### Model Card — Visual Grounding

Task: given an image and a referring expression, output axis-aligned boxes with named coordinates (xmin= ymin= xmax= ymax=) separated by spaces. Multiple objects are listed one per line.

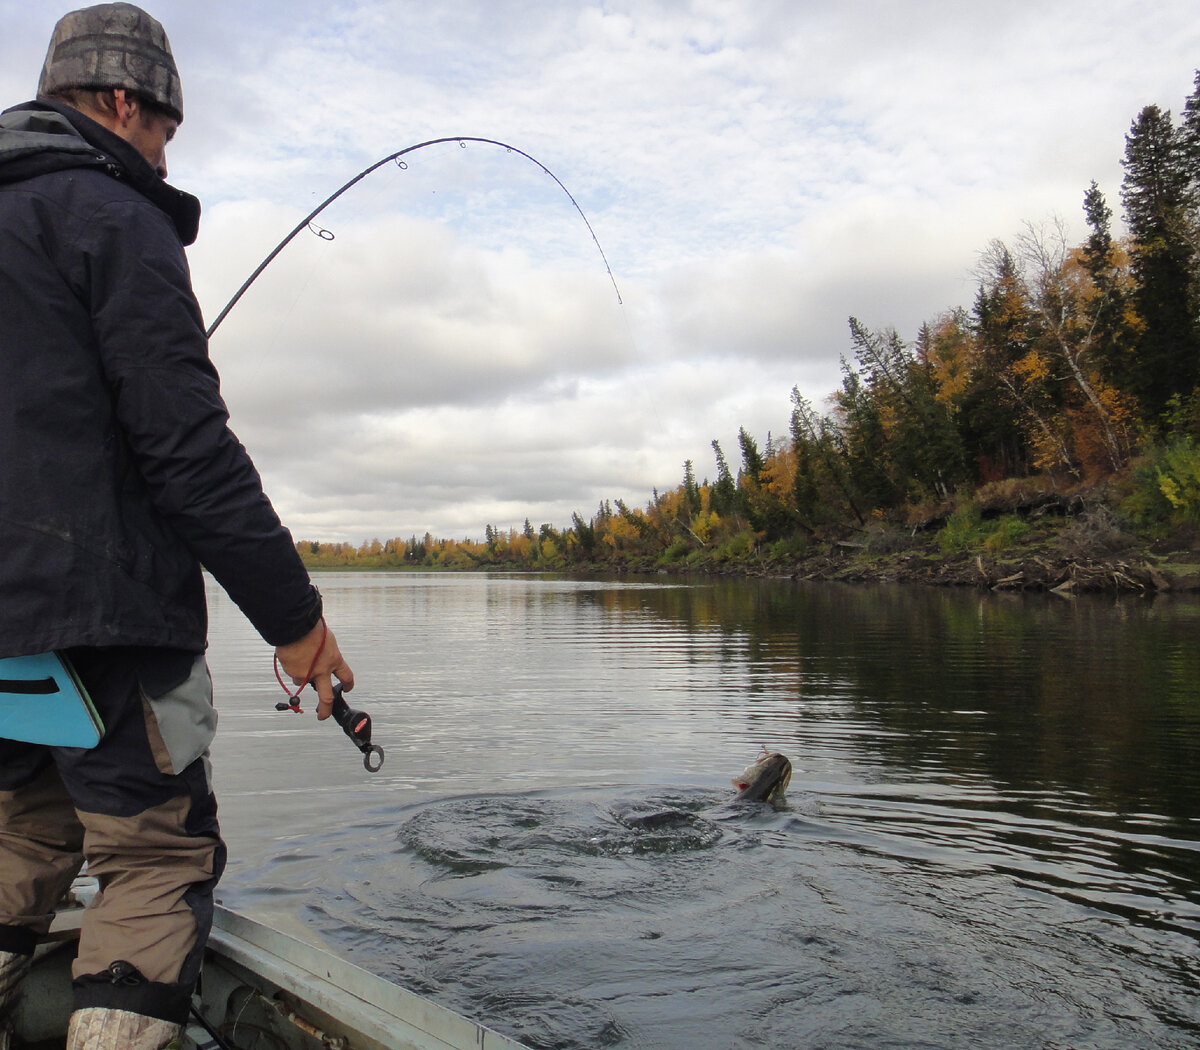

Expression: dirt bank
xmin=694 ymin=520 xmax=1200 ymax=594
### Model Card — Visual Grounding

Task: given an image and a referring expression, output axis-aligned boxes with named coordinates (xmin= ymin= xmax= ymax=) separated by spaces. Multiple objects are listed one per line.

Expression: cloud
xmin=5 ymin=0 xmax=1199 ymax=543
xmin=196 ymin=203 xmax=632 ymax=406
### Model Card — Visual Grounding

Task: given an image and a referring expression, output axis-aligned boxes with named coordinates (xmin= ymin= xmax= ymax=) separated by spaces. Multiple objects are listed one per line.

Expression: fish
xmin=731 ymin=749 xmax=792 ymax=803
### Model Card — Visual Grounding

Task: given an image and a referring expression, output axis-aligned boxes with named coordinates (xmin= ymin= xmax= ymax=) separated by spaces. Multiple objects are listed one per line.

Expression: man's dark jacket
xmin=0 ymin=100 xmax=321 ymax=657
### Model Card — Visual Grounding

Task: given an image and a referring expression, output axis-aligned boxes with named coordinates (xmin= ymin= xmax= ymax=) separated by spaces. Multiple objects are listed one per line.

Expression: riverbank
xmin=316 ymin=527 xmax=1200 ymax=594
xmin=776 ymin=538 xmax=1200 ymax=593
xmin=300 ymin=486 xmax=1200 ymax=595
xmin=541 ymin=486 xmax=1200 ymax=594
xmin=302 ymin=527 xmax=1200 ymax=594
xmin=640 ymin=516 xmax=1200 ymax=594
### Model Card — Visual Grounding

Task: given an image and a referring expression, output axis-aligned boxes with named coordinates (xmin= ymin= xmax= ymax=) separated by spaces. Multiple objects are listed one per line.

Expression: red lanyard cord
xmin=273 ymin=617 xmax=327 ymax=713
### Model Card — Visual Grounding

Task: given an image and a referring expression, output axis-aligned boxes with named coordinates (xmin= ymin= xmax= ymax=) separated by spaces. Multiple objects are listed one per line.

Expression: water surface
xmin=205 ymin=573 xmax=1200 ymax=1049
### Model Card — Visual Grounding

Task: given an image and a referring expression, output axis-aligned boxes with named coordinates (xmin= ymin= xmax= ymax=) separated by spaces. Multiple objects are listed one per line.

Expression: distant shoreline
xmin=302 ymin=528 xmax=1200 ymax=595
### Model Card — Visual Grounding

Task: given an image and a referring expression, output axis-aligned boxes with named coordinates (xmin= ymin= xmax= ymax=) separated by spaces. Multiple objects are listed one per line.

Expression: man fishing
xmin=0 ymin=5 xmax=355 ymax=1048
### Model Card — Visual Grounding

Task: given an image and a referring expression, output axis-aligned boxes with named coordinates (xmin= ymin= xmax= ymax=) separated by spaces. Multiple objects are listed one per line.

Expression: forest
xmin=299 ymin=73 xmax=1200 ymax=587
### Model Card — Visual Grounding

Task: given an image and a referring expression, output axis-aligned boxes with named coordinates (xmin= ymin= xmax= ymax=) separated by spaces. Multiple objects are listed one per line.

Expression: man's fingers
xmin=274 ymin=621 xmax=354 ymax=722
xmin=312 ymin=673 xmax=335 ymax=720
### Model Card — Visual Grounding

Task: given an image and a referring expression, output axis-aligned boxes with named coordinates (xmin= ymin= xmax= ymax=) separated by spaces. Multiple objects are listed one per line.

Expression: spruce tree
xmin=710 ymin=440 xmax=738 ymax=517
xmin=1120 ymin=104 xmax=1200 ymax=424
xmin=1082 ymin=181 xmax=1128 ymax=391
xmin=682 ymin=459 xmax=701 ymax=515
xmin=835 ymin=365 xmax=898 ymax=510
xmin=1180 ymin=71 xmax=1200 ymax=204
xmin=737 ymin=427 xmax=765 ymax=481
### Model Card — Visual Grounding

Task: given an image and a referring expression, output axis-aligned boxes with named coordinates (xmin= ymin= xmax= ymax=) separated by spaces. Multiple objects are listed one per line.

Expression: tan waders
xmin=66 ymin=1006 xmax=182 ymax=1050
xmin=0 ymin=650 xmax=224 ymax=1035
xmin=0 ymin=949 xmax=31 ymax=1050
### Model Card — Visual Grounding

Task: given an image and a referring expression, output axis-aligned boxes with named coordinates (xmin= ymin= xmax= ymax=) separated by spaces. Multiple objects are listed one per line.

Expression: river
xmin=203 ymin=572 xmax=1200 ymax=1050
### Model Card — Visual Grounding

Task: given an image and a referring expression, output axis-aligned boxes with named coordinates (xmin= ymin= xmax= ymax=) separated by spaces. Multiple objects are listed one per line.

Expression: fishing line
xmin=203 ymin=135 xmax=665 ymax=556
xmin=205 ymin=136 xmax=623 ymax=339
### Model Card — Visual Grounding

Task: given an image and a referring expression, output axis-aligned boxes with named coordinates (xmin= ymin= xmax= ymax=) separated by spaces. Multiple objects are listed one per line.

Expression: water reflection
xmin=589 ymin=579 xmax=1200 ymax=822
xmin=206 ymin=574 xmax=1200 ymax=1049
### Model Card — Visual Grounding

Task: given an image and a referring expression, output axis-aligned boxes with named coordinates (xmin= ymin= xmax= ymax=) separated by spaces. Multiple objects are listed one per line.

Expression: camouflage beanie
xmin=37 ymin=3 xmax=183 ymax=123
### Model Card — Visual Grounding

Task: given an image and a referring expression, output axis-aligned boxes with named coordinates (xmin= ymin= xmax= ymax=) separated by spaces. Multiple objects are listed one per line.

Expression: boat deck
xmin=15 ymin=883 xmax=530 ymax=1050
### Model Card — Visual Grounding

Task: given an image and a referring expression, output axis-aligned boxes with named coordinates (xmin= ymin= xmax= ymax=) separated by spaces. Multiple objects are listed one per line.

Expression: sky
xmin=4 ymin=1 xmax=1199 ymax=544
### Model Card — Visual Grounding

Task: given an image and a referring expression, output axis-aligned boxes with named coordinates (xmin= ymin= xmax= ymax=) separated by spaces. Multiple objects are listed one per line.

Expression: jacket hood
xmin=0 ymin=99 xmax=199 ymax=245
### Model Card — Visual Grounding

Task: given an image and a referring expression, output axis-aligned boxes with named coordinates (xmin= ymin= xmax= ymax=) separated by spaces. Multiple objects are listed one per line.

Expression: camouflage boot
xmin=66 ymin=1007 xmax=182 ymax=1050
xmin=0 ymin=950 xmax=32 ymax=1050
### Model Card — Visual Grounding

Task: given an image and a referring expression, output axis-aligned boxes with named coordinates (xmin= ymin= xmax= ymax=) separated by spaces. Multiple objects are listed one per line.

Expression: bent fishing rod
xmin=231 ymin=136 xmax=623 ymax=772
xmin=204 ymin=135 xmax=622 ymax=340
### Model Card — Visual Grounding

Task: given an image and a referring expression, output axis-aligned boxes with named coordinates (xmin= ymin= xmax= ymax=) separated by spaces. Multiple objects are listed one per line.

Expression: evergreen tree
xmin=710 ymin=440 xmax=739 ymax=517
xmin=682 ymin=459 xmax=702 ymax=515
xmin=1121 ymin=106 xmax=1189 ymax=232
xmin=735 ymin=427 xmax=792 ymax=538
xmin=790 ymin=387 xmax=864 ymax=525
xmin=910 ymin=324 xmax=970 ymax=495
xmin=570 ymin=512 xmax=596 ymax=555
xmin=835 ymin=364 xmax=898 ymax=509
xmin=1082 ymin=181 xmax=1132 ymax=391
xmin=1121 ymin=104 xmax=1200 ymax=423
xmin=1181 ymin=71 xmax=1200 ymax=204
xmin=1182 ymin=71 xmax=1200 ymax=433
xmin=790 ymin=437 xmax=821 ymax=528
xmin=848 ymin=316 xmax=967 ymax=497
xmin=737 ymin=427 xmax=765 ymax=480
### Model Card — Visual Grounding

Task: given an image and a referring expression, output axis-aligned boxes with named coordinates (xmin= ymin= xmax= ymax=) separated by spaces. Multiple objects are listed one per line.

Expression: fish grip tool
xmin=275 ymin=683 xmax=385 ymax=773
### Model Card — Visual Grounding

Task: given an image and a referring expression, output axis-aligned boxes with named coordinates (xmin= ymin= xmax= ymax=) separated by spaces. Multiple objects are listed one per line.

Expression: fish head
xmin=732 ymin=751 xmax=792 ymax=803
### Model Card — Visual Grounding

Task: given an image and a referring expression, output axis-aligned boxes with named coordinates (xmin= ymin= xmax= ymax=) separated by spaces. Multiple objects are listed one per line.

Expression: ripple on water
xmin=224 ymin=785 xmax=1200 ymax=1050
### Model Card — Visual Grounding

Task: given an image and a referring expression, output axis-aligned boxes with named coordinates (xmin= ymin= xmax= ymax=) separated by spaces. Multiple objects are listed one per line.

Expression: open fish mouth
xmin=732 ymin=750 xmax=792 ymax=803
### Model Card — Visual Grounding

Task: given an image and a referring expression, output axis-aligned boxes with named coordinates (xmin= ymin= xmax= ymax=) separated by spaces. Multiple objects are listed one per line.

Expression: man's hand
xmin=275 ymin=619 xmax=354 ymax=721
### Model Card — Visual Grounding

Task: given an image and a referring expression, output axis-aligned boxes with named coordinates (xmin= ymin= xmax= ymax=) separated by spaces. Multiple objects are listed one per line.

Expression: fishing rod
xmin=228 ymin=139 xmax=622 ymax=773
xmin=204 ymin=136 xmax=622 ymax=339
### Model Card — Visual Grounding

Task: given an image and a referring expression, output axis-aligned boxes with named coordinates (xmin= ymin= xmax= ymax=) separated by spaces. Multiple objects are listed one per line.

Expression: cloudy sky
xmin=4 ymin=1 xmax=1199 ymax=543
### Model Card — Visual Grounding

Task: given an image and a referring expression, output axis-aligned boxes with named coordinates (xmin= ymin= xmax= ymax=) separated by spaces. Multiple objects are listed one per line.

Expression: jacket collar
xmin=0 ymin=99 xmax=200 ymax=245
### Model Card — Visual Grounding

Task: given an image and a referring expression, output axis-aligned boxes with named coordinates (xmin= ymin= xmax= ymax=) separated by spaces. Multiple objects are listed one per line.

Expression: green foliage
xmin=791 ymin=386 xmax=862 ymax=526
xmin=713 ymin=528 xmax=758 ymax=562
xmin=737 ymin=427 xmax=765 ymax=479
xmin=983 ymin=515 xmax=1031 ymax=551
xmin=769 ymin=533 xmax=809 ymax=560
xmin=682 ymin=459 xmax=701 ymax=514
xmin=571 ymin=512 xmax=597 ymax=554
xmin=660 ymin=538 xmax=694 ymax=563
xmin=1121 ymin=103 xmax=1200 ymax=422
xmin=937 ymin=504 xmax=983 ymax=553
xmin=936 ymin=508 xmax=1031 ymax=554
xmin=1082 ymin=181 xmax=1131 ymax=391
xmin=1124 ymin=438 xmax=1200 ymax=526
xmin=710 ymin=440 xmax=739 ymax=517
xmin=836 ymin=366 xmax=899 ymax=509
xmin=837 ymin=318 xmax=970 ymax=509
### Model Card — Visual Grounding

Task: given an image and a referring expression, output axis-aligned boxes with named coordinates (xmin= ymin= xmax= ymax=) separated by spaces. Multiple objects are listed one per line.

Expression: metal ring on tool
xmin=364 ymin=746 xmax=385 ymax=773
